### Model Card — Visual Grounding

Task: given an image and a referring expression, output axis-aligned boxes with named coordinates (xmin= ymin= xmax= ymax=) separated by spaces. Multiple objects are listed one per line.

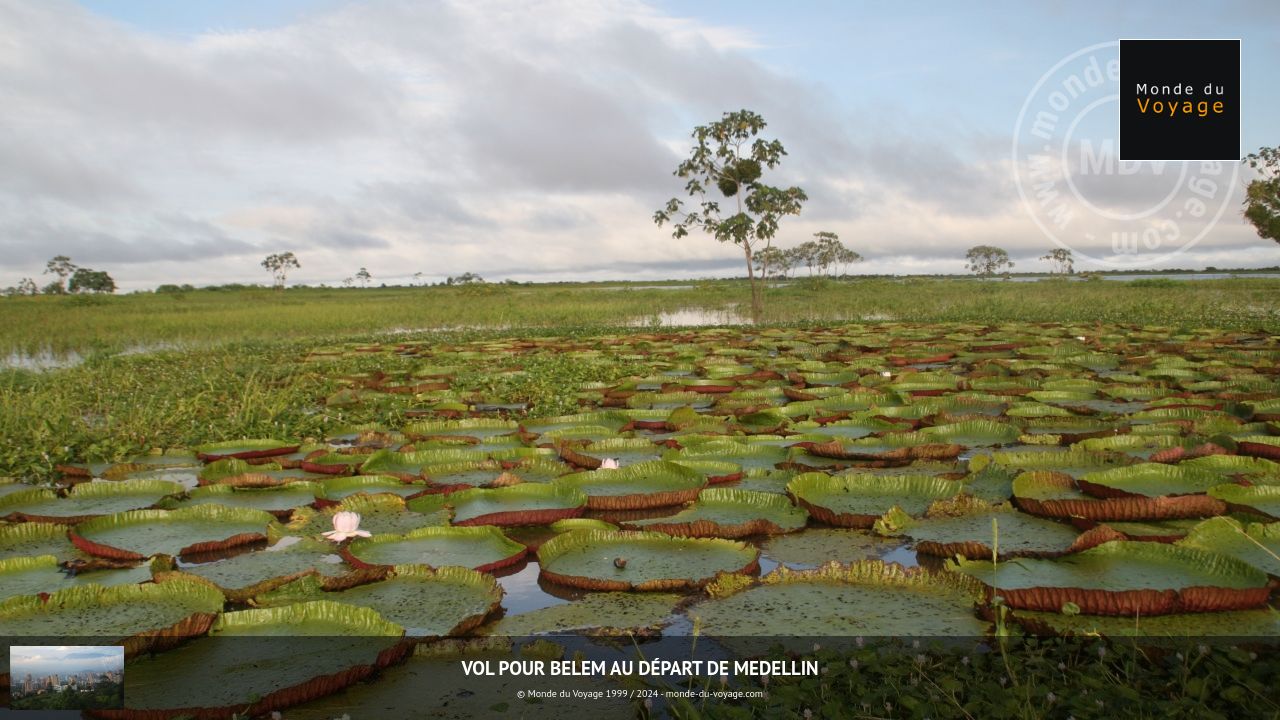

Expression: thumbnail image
xmin=8 ymin=646 xmax=124 ymax=711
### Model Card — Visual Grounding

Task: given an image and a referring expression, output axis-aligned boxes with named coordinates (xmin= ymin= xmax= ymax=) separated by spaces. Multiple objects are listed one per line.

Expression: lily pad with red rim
xmin=687 ymin=560 xmax=987 ymax=639
xmin=321 ymin=475 xmax=429 ymax=500
xmin=1013 ymin=470 xmax=1226 ymax=521
xmin=194 ymin=439 xmax=301 ymax=462
xmin=536 ymin=529 xmax=759 ymax=591
xmin=0 ymin=479 xmax=184 ymax=523
xmin=0 ymin=576 xmax=224 ymax=650
xmin=113 ymin=600 xmax=406 ymax=717
xmin=0 ymin=554 xmax=152 ymax=602
xmin=0 ymin=522 xmax=75 ymax=561
xmin=253 ymin=564 xmax=502 ymax=637
xmin=343 ymin=526 xmax=526 ymax=573
xmin=949 ymin=540 xmax=1272 ymax=615
xmin=158 ymin=536 xmax=350 ymax=601
xmin=1209 ymin=483 xmax=1280 ymax=519
xmin=786 ymin=472 xmax=962 ymax=528
xmin=169 ymin=481 xmax=325 ymax=518
xmin=407 ymin=483 xmax=587 ymax=527
xmin=71 ymin=505 xmax=280 ymax=561
xmin=1078 ymin=463 xmax=1224 ymax=498
xmin=552 ymin=460 xmax=707 ymax=510
xmin=619 ymin=488 xmax=808 ymax=538
xmin=1177 ymin=516 xmax=1280 ymax=576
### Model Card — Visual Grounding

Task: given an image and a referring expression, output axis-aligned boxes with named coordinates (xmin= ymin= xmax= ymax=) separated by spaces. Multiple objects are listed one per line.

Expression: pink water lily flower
xmin=600 ymin=458 xmax=620 ymax=469
xmin=322 ymin=511 xmax=372 ymax=542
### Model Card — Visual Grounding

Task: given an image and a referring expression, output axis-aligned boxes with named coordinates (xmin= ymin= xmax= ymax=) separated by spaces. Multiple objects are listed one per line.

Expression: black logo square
xmin=1119 ymin=39 xmax=1240 ymax=161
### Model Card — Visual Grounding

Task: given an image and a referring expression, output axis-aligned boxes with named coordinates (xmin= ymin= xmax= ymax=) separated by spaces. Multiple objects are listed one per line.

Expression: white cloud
xmin=0 ymin=0 xmax=1272 ymax=291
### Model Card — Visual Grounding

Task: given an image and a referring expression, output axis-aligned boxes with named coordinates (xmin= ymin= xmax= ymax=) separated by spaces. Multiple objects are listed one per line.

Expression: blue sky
xmin=10 ymin=646 xmax=123 ymax=676
xmin=2 ymin=1 xmax=1277 ymax=290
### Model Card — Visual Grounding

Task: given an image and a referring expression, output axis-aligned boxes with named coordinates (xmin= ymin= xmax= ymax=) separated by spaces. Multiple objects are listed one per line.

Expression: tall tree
xmin=654 ymin=110 xmax=807 ymax=322
xmin=68 ymin=268 xmax=116 ymax=294
xmin=261 ymin=252 xmax=300 ymax=290
xmin=1243 ymin=147 xmax=1280 ymax=244
xmin=965 ymin=245 xmax=1014 ymax=277
xmin=355 ymin=267 xmax=372 ymax=287
xmin=1040 ymin=248 xmax=1074 ymax=274
xmin=43 ymin=255 xmax=77 ymax=295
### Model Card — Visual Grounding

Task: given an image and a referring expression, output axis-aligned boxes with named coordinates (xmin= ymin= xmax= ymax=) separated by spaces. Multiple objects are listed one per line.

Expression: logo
xmin=1012 ymin=41 xmax=1239 ymax=267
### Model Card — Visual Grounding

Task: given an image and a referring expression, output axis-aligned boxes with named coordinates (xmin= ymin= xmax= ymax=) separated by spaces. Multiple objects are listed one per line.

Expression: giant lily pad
xmin=171 ymin=481 xmax=324 ymax=517
xmin=668 ymin=441 xmax=788 ymax=471
xmin=1013 ymin=470 xmax=1226 ymax=521
xmin=1177 ymin=517 xmax=1280 ymax=576
xmin=71 ymin=505 xmax=279 ymax=561
xmin=161 ymin=536 xmax=349 ymax=601
xmin=553 ymin=460 xmax=707 ymax=510
xmin=880 ymin=501 xmax=1089 ymax=559
xmin=255 ymin=565 xmax=501 ymax=637
xmin=761 ymin=529 xmax=901 ymax=569
xmin=301 ymin=451 xmax=372 ymax=475
xmin=917 ymin=420 xmax=1020 ymax=446
xmin=344 ymin=526 xmax=526 ymax=573
xmin=949 ymin=540 xmax=1272 ymax=615
xmin=620 ymin=488 xmax=808 ymax=538
xmin=1078 ymin=463 xmax=1223 ymax=498
xmin=786 ymin=472 xmax=961 ymax=528
xmin=405 ymin=417 xmax=519 ymax=440
xmin=194 ymin=439 xmax=301 ymax=461
xmin=1209 ymin=483 xmax=1280 ymax=519
xmin=359 ymin=449 xmax=488 ymax=480
xmin=291 ymin=494 xmax=450 ymax=537
xmin=0 ymin=576 xmax=224 ymax=649
xmin=0 ymin=554 xmax=151 ymax=602
xmin=537 ymin=530 xmax=759 ymax=591
xmin=118 ymin=600 xmax=405 ymax=715
xmin=322 ymin=475 xmax=429 ymax=500
xmin=0 ymin=522 xmax=75 ymax=562
xmin=688 ymin=561 xmax=987 ymax=637
xmin=0 ymin=479 xmax=184 ymax=523
xmin=408 ymin=483 xmax=587 ymax=526
xmin=487 ymin=592 xmax=683 ymax=636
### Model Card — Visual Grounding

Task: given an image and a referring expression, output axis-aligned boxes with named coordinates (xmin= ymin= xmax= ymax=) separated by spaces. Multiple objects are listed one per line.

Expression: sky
xmin=1 ymin=0 xmax=1278 ymax=291
xmin=10 ymin=646 xmax=123 ymax=676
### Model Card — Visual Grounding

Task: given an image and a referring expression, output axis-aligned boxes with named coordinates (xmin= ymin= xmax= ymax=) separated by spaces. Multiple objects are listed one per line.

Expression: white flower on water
xmin=880 ymin=370 xmax=892 ymax=377
xmin=600 ymin=458 xmax=620 ymax=469
xmin=322 ymin=511 xmax=372 ymax=542
xmin=1076 ymin=336 xmax=1086 ymax=341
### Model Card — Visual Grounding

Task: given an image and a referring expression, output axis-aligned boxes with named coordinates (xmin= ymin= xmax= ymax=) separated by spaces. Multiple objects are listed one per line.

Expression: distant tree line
xmin=753 ymin=231 xmax=863 ymax=279
xmin=3 ymin=255 xmax=116 ymax=297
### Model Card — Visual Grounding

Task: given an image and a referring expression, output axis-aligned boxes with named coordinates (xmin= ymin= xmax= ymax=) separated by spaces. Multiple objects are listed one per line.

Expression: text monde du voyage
xmin=1134 ymin=82 xmax=1228 ymax=118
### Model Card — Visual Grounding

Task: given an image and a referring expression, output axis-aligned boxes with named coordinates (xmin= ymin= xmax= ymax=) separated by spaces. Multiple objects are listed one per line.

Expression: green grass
xmin=2 ymin=277 xmax=1278 ymax=358
xmin=0 ymin=335 xmax=643 ymax=479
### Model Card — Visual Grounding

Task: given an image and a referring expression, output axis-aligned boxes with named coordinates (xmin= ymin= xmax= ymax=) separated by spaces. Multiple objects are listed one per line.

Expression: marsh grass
xmin=2 ymin=278 xmax=1277 ymax=358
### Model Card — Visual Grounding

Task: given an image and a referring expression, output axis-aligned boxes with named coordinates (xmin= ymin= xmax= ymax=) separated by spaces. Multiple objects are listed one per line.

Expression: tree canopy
xmin=654 ymin=109 xmax=807 ymax=321
xmin=261 ymin=252 xmax=300 ymax=290
xmin=1243 ymin=147 xmax=1280 ymax=244
xmin=965 ymin=245 xmax=1014 ymax=277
